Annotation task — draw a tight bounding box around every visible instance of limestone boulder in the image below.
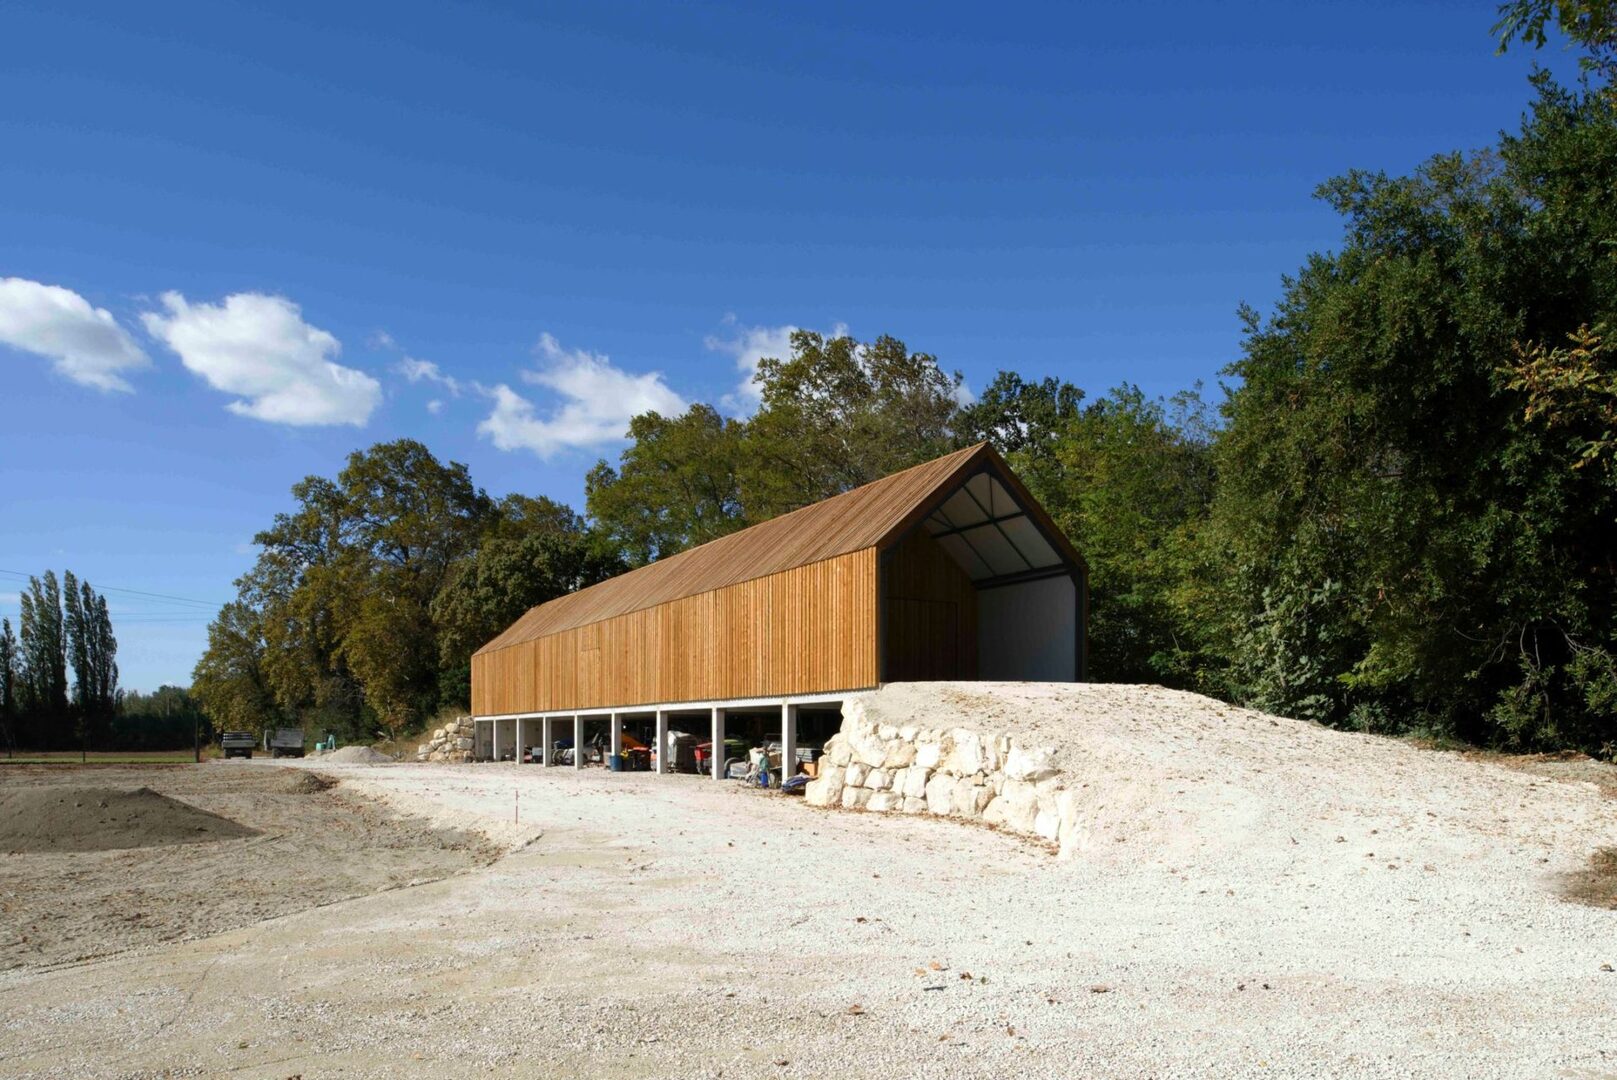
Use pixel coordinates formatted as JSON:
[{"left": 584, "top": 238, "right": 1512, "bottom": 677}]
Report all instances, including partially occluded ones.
[
  {"left": 866, "top": 791, "right": 902, "bottom": 813},
  {"left": 914, "top": 742, "right": 942, "bottom": 770},
  {"left": 902, "top": 767, "right": 930, "bottom": 800},
  {"left": 842, "top": 786, "right": 871, "bottom": 810},
  {"left": 924, "top": 772, "right": 954, "bottom": 816},
  {"left": 865, "top": 768, "right": 892, "bottom": 791},
  {"left": 805, "top": 765, "right": 846, "bottom": 807},
  {"left": 1004, "top": 744, "right": 1059, "bottom": 783},
  {"left": 901, "top": 796, "right": 927, "bottom": 814},
  {"left": 825, "top": 736, "right": 852, "bottom": 768},
  {"left": 845, "top": 762, "right": 870, "bottom": 788},
  {"left": 881, "top": 740, "right": 916, "bottom": 769},
  {"left": 997, "top": 778, "right": 1041, "bottom": 833}
]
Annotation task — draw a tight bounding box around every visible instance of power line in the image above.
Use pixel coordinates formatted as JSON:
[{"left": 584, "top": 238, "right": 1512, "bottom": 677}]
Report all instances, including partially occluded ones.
[{"left": 0, "top": 570, "right": 225, "bottom": 610}]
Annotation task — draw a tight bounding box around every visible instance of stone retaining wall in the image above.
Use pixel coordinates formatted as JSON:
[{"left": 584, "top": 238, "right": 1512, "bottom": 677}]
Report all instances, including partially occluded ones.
[
  {"left": 803, "top": 696, "right": 1087, "bottom": 856},
  {"left": 416, "top": 717, "right": 475, "bottom": 763}
]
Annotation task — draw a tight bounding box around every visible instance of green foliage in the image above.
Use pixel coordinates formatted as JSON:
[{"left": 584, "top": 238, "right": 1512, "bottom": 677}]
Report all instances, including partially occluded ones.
[
  {"left": 1496, "top": 0, "right": 1617, "bottom": 78},
  {"left": 6, "top": 569, "right": 120, "bottom": 749},
  {"left": 585, "top": 405, "right": 744, "bottom": 564},
  {"left": 587, "top": 331, "right": 966, "bottom": 557},
  {"left": 1205, "top": 74, "right": 1617, "bottom": 751},
  {"left": 115, "top": 685, "right": 208, "bottom": 751},
  {"left": 431, "top": 495, "right": 625, "bottom": 691}
]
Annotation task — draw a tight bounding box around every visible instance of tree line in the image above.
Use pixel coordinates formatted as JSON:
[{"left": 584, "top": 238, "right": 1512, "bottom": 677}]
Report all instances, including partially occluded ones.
[
  {"left": 0, "top": 570, "right": 120, "bottom": 751},
  {"left": 193, "top": 6, "right": 1616, "bottom": 756}
]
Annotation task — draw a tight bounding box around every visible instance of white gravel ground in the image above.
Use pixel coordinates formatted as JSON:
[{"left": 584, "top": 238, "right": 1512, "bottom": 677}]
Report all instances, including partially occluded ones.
[{"left": 2, "top": 682, "right": 1614, "bottom": 1079}]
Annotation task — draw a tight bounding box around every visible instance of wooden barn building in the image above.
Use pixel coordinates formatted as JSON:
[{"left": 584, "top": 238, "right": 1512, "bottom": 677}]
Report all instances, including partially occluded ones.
[{"left": 470, "top": 442, "right": 1087, "bottom": 773}]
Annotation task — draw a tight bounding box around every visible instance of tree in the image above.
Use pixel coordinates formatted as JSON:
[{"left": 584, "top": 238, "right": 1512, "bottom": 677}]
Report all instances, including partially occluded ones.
[
  {"left": 19, "top": 571, "right": 67, "bottom": 746},
  {"left": 196, "top": 440, "right": 502, "bottom": 738},
  {"left": 1496, "top": 0, "right": 1617, "bottom": 79},
  {"left": 432, "top": 499, "right": 625, "bottom": 704},
  {"left": 740, "top": 331, "right": 965, "bottom": 519},
  {"left": 0, "top": 618, "right": 16, "bottom": 753},
  {"left": 1206, "top": 74, "right": 1617, "bottom": 749},
  {"left": 586, "top": 405, "right": 745, "bottom": 563},
  {"left": 192, "top": 601, "right": 279, "bottom": 733}
]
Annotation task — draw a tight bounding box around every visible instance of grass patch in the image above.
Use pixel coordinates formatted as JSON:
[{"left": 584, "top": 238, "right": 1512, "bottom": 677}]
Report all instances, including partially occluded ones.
[
  {"left": 0, "top": 750, "right": 208, "bottom": 766},
  {"left": 1564, "top": 848, "right": 1617, "bottom": 909}
]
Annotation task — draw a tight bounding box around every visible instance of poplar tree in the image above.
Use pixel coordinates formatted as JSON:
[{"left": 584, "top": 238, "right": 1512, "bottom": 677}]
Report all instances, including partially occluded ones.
[
  {"left": 0, "top": 618, "right": 17, "bottom": 753},
  {"left": 19, "top": 572, "right": 68, "bottom": 742}
]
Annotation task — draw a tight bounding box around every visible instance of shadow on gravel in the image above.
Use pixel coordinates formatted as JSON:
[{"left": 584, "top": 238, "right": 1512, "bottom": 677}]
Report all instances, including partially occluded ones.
[{"left": 1563, "top": 847, "right": 1617, "bottom": 909}]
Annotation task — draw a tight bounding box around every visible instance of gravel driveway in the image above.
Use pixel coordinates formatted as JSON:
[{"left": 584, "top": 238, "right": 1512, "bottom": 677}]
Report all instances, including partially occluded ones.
[{"left": 1, "top": 684, "right": 1614, "bottom": 1078}]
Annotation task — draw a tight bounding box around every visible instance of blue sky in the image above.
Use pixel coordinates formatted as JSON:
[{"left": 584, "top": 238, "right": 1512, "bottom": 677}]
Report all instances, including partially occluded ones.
[{"left": 0, "top": 1, "right": 1578, "bottom": 689}]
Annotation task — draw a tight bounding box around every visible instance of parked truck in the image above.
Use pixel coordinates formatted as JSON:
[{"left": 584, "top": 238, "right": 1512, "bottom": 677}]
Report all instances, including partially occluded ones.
[
  {"left": 265, "top": 727, "right": 305, "bottom": 758},
  {"left": 220, "top": 731, "right": 256, "bottom": 759}
]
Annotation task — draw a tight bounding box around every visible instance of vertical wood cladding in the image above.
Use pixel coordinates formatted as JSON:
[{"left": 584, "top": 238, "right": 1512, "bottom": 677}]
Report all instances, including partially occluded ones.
[
  {"left": 880, "top": 528, "right": 979, "bottom": 682},
  {"left": 471, "top": 548, "right": 878, "bottom": 714}
]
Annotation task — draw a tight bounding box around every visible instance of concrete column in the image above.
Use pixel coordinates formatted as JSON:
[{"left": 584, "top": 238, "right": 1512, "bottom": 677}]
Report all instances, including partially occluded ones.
[
  {"left": 541, "top": 716, "right": 553, "bottom": 766},
  {"left": 492, "top": 719, "right": 502, "bottom": 762},
  {"left": 610, "top": 712, "right": 622, "bottom": 760},
  {"left": 655, "top": 709, "right": 668, "bottom": 774},
  {"left": 710, "top": 707, "right": 726, "bottom": 780},
  {"left": 516, "top": 717, "right": 526, "bottom": 764},
  {"left": 573, "top": 714, "right": 584, "bottom": 770},
  {"left": 781, "top": 703, "right": 799, "bottom": 782}
]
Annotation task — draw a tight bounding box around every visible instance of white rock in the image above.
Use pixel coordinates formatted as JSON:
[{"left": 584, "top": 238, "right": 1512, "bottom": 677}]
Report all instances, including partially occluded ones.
[
  {"left": 842, "top": 786, "right": 871, "bottom": 810},
  {"left": 901, "top": 796, "right": 928, "bottom": 814},
  {"left": 882, "top": 740, "right": 916, "bottom": 769},
  {"left": 454, "top": 737, "right": 473, "bottom": 750},
  {"left": 826, "top": 736, "right": 852, "bottom": 768},
  {"left": 898, "top": 725, "right": 918, "bottom": 741},
  {"left": 845, "top": 762, "right": 870, "bottom": 788},
  {"left": 866, "top": 768, "right": 892, "bottom": 791},
  {"left": 902, "top": 767, "right": 930, "bottom": 799},
  {"left": 924, "top": 773, "right": 954, "bottom": 815},
  {"left": 866, "top": 791, "right": 902, "bottom": 813},
  {"left": 982, "top": 795, "right": 1007, "bottom": 826},
  {"left": 806, "top": 765, "right": 845, "bottom": 807},
  {"left": 1034, "top": 810, "right": 1061, "bottom": 841},
  {"left": 851, "top": 731, "right": 889, "bottom": 769},
  {"left": 915, "top": 742, "right": 942, "bottom": 770},
  {"left": 1005, "top": 744, "right": 1060, "bottom": 782},
  {"left": 877, "top": 723, "right": 899, "bottom": 741},
  {"left": 998, "top": 779, "right": 1040, "bottom": 833},
  {"left": 942, "top": 729, "right": 986, "bottom": 775}
]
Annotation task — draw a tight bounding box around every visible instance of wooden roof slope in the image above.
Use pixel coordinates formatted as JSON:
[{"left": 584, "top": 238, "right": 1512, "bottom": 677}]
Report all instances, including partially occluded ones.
[{"left": 475, "top": 442, "right": 1081, "bottom": 654}]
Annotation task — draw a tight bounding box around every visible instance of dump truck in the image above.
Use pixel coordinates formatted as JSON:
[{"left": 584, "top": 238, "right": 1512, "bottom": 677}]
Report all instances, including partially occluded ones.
[
  {"left": 266, "top": 727, "right": 305, "bottom": 758},
  {"left": 220, "top": 731, "right": 256, "bottom": 759}
]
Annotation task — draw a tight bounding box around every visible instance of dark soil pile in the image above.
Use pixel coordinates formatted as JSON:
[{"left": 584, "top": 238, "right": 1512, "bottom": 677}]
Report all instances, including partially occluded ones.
[
  {"left": 276, "top": 771, "right": 335, "bottom": 794},
  {"left": 0, "top": 787, "right": 259, "bottom": 853}
]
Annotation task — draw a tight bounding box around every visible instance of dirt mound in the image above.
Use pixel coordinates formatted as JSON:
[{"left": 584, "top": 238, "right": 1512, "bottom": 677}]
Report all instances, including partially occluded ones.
[
  {"left": 276, "top": 771, "right": 335, "bottom": 794},
  {"left": 320, "top": 746, "right": 394, "bottom": 764},
  {"left": 0, "top": 787, "right": 258, "bottom": 853}
]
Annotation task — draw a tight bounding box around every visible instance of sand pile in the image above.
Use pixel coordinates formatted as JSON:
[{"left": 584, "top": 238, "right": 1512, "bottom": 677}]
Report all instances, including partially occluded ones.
[
  {"left": 0, "top": 787, "right": 258, "bottom": 853},
  {"left": 318, "top": 746, "right": 394, "bottom": 764}
]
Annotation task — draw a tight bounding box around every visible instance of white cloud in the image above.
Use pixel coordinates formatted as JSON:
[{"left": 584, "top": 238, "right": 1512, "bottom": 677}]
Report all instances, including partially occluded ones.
[
  {"left": 394, "top": 355, "right": 461, "bottom": 396},
  {"left": 426, "top": 398, "right": 444, "bottom": 415},
  {"left": 0, "top": 277, "right": 150, "bottom": 392},
  {"left": 705, "top": 316, "right": 799, "bottom": 414},
  {"left": 477, "top": 332, "right": 687, "bottom": 458},
  {"left": 704, "top": 316, "right": 856, "bottom": 414},
  {"left": 141, "top": 291, "right": 380, "bottom": 426}
]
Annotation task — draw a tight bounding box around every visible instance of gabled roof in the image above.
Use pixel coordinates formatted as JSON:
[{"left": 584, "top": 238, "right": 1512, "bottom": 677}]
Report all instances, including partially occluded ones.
[{"left": 475, "top": 442, "right": 1082, "bottom": 655}]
